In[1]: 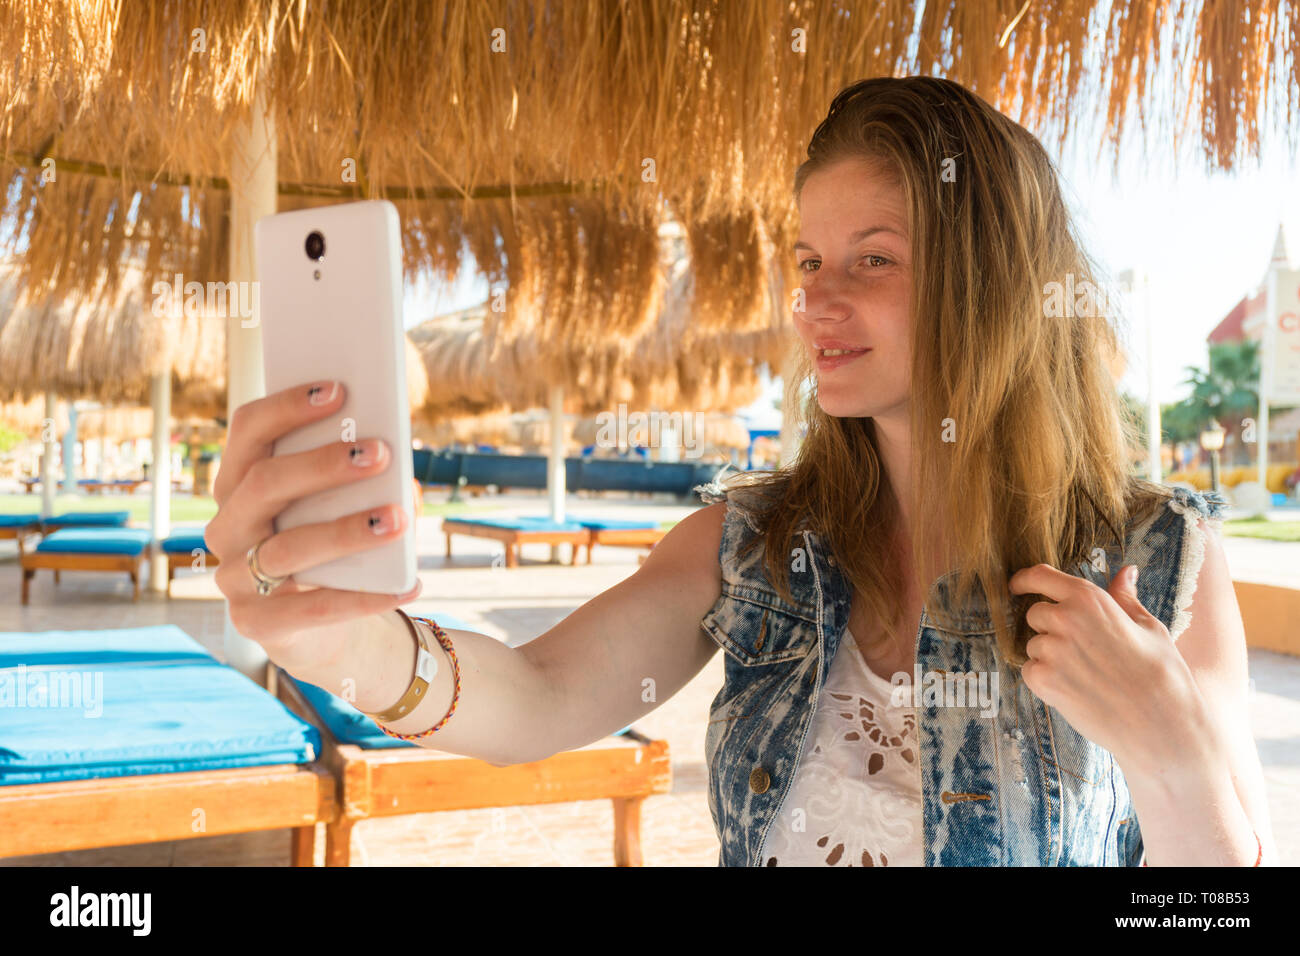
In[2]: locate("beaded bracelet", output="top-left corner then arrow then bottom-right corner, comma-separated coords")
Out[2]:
1142,829 -> 1261,866
374,615 -> 461,741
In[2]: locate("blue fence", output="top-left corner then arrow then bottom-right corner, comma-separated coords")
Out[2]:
412,449 -> 728,500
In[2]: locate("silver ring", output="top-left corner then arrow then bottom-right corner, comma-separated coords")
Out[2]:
246,539 -> 288,596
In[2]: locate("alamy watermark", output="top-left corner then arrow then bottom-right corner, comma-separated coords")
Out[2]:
888,667 -> 999,718
152,273 -> 259,327
593,403 -> 704,459
0,666 -> 103,718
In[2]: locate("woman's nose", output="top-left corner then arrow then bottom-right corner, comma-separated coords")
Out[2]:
798,279 -> 852,325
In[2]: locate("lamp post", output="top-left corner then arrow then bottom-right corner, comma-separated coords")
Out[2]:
1200,420 -> 1226,494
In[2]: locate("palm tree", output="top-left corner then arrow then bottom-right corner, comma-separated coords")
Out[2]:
1170,341 -> 1260,465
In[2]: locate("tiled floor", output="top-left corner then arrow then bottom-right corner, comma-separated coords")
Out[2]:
1,491 -> 1296,865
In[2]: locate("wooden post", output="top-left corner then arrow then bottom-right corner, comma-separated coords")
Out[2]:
778,342 -> 803,468
39,390 -> 57,519
221,78 -> 277,684
149,372 -> 172,592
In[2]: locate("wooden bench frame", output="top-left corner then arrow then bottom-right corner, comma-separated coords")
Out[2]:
0,520 -> 41,557
442,518 -> 587,567
578,527 -> 666,564
165,549 -> 221,597
275,669 -> 672,866
0,762 -> 337,865
20,544 -> 153,604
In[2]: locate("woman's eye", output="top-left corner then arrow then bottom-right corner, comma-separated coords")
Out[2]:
861,254 -> 889,267
798,259 -> 820,273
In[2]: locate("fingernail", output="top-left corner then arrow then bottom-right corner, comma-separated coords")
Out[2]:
349,440 -> 381,466
368,509 -> 394,534
308,382 -> 339,405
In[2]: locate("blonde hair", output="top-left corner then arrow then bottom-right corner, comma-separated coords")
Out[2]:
726,76 -> 1165,666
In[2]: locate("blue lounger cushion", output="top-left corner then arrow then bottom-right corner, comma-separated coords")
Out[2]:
0,626 -> 213,669
161,529 -> 211,554
448,516 -> 586,532
291,611 -> 479,750
568,516 -> 661,530
0,626 -> 320,785
0,515 -> 41,528
35,528 -> 152,556
44,511 -> 131,528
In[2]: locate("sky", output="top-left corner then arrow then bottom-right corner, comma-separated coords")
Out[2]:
404,95 -> 1298,426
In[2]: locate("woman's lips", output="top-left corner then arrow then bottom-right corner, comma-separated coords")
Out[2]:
814,347 -> 871,371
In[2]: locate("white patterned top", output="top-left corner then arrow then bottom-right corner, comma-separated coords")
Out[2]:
764,628 -> 924,866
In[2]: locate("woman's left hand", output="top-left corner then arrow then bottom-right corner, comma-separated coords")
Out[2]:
1007,563 -> 1217,775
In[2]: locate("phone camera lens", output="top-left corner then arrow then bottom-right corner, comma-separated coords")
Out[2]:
305,231 -> 326,261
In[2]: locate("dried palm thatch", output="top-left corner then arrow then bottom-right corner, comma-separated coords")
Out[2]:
0,262 -> 429,416
0,262 -> 227,416
0,398 -> 159,441
413,253 -> 782,423
3,0 -> 1295,345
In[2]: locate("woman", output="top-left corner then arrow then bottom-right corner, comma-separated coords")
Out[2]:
206,76 -> 1273,867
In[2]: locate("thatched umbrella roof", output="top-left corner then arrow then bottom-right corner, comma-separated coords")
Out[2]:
411,254 -> 785,422
0,263 -> 429,418
0,262 -> 227,417
4,1 -> 1295,346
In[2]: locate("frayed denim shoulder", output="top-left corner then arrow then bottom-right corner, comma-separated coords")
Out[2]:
691,465 -> 772,536
1122,485 -> 1227,642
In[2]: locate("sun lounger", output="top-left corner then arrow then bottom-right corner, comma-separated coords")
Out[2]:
274,612 -> 672,866
41,510 -> 131,531
80,478 -> 146,495
0,514 -> 42,557
568,516 -> 667,564
20,528 -> 153,603
442,516 -> 589,567
0,626 -> 335,864
160,528 -> 220,596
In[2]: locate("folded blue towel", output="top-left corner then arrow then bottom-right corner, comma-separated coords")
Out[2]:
0,626 -> 319,785
35,528 -> 152,556
0,626 -> 212,669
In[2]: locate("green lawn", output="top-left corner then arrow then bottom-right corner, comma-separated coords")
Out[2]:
1222,518 -> 1300,542
0,492 -> 218,523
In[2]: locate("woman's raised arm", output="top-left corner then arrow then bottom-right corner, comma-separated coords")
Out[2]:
206,382 -> 725,767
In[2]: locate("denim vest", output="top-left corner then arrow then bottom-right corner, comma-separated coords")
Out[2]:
693,476 -> 1225,867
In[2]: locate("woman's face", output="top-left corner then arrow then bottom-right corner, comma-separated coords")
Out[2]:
793,156 -> 913,422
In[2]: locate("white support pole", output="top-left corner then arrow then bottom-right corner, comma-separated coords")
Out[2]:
61,402 -> 78,494
1259,269 -> 1276,488
40,390 -> 57,519
547,385 -> 566,562
222,80 -> 277,683
149,372 -> 172,592
1143,272 -> 1162,483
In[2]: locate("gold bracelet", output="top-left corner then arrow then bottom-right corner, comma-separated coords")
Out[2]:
375,616 -> 460,741
362,608 -> 439,724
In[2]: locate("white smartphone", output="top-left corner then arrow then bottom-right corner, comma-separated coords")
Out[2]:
254,199 -> 417,594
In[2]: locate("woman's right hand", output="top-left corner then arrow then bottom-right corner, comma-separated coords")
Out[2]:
205,381 -> 421,674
